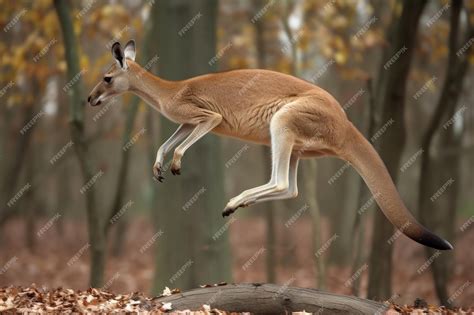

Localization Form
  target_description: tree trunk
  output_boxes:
[105,103,139,229]
[252,0,277,283]
[434,105,462,303]
[303,160,325,289]
[351,79,376,296]
[152,0,232,293]
[0,97,37,226]
[105,4,160,257]
[153,283,387,314]
[367,0,427,300]
[24,143,37,253]
[146,106,160,224]
[110,218,127,257]
[418,0,472,305]
[54,0,105,287]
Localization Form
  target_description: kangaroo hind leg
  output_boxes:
[223,111,296,216]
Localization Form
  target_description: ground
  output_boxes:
[0,215,472,309]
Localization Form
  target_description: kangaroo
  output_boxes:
[88,40,452,250]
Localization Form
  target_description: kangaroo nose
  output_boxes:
[87,95,91,103]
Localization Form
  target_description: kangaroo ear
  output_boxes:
[111,42,126,69]
[124,40,136,62]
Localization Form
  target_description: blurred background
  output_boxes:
[0,0,473,308]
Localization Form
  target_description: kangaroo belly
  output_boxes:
[212,122,271,145]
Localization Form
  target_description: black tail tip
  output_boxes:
[421,235,453,250]
[438,239,454,250]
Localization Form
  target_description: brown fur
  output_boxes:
[88,43,452,250]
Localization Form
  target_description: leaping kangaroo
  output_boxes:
[88,40,453,250]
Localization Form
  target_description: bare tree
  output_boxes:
[55,0,104,287]
[252,0,278,283]
[105,0,160,257]
[367,0,427,299]
[0,81,39,226]
[418,0,473,305]
[152,0,232,292]
[350,78,376,296]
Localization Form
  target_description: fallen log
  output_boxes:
[153,283,388,314]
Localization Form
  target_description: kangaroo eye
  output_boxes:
[104,77,112,83]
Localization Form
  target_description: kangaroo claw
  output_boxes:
[222,207,236,217]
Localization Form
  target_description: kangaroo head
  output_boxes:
[88,40,137,106]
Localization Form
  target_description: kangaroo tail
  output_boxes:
[340,123,453,250]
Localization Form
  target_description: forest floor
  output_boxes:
[0,285,472,314]
[0,215,472,310]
